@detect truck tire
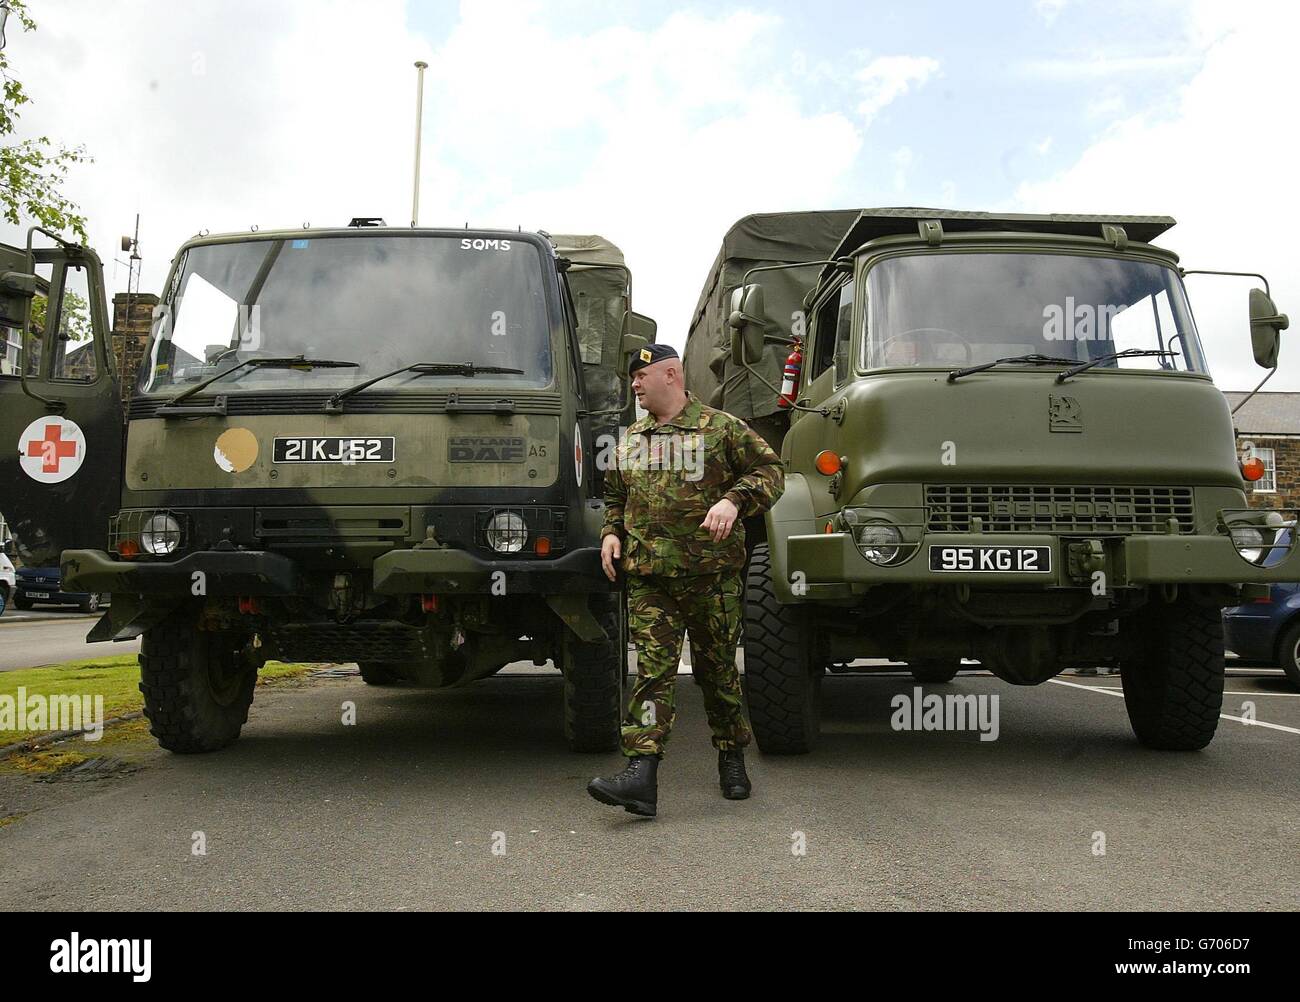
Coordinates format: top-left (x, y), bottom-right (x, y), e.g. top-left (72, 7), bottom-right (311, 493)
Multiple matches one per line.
top-left (0, 585), bottom-right (8, 617)
top-left (358, 662), bottom-right (403, 686)
top-left (139, 620), bottom-right (259, 753)
top-left (78, 592), bottom-right (101, 614)
top-left (743, 542), bottom-right (821, 754)
top-left (1120, 599), bottom-right (1224, 750)
top-left (561, 592), bottom-right (626, 752)
top-left (1274, 619), bottom-right (1300, 689)
top-left (909, 660), bottom-right (960, 683)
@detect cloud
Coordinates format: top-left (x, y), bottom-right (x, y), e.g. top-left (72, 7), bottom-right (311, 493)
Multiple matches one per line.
top-left (1034, 0), bottom-right (1070, 25)
top-left (854, 55), bottom-right (940, 126)
top-left (892, 146), bottom-right (914, 193)
top-left (1020, 53), bottom-right (1200, 79)
top-left (1, 0), bottom-right (863, 353)
top-left (1014, 0), bottom-right (1300, 391)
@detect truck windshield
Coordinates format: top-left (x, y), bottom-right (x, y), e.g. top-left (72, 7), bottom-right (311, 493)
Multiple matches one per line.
top-left (862, 252), bottom-right (1208, 376)
top-left (138, 235), bottom-right (553, 394)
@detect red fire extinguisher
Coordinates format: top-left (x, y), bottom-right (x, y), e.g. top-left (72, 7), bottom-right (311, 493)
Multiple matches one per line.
top-left (778, 338), bottom-right (803, 409)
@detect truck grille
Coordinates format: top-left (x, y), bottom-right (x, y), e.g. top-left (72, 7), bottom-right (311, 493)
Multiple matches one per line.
top-left (926, 485), bottom-right (1195, 535)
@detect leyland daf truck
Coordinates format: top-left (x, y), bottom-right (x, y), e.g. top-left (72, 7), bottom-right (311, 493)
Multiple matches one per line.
top-left (0, 223), bottom-right (655, 754)
top-left (685, 208), bottom-right (1293, 753)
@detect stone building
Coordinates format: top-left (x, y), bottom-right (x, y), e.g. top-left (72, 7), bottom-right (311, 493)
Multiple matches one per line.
top-left (110, 291), bottom-right (159, 405)
top-left (1224, 391), bottom-right (1300, 513)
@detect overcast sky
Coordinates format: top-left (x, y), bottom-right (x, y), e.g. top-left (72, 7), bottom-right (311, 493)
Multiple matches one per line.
top-left (5, 0), bottom-right (1297, 390)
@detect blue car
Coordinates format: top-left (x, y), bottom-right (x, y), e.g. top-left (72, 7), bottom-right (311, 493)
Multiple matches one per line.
top-left (12, 566), bottom-right (104, 614)
top-left (1222, 526), bottom-right (1300, 688)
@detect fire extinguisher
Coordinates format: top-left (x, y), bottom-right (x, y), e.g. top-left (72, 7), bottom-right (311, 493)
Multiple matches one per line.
top-left (778, 338), bottom-right (803, 409)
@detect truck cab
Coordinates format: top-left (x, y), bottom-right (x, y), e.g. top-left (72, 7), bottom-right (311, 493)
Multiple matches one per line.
top-left (718, 208), bottom-right (1294, 753)
top-left (0, 225), bottom-right (653, 754)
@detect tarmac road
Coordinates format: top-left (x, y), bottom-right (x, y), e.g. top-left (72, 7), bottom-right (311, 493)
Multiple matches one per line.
top-left (0, 614), bottom-right (138, 671)
top-left (1, 662), bottom-right (1297, 911)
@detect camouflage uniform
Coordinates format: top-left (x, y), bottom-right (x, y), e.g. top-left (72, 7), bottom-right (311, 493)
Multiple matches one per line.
top-left (601, 391), bottom-right (785, 757)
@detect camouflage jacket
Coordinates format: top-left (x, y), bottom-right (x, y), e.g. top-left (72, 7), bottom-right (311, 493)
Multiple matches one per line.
top-left (600, 392), bottom-right (785, 576)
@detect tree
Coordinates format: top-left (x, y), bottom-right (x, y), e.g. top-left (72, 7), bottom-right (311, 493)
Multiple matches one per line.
top-left (0, 1), bottom-right (90, 241)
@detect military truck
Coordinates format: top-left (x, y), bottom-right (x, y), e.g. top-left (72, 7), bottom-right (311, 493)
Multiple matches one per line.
top-left (689, 208), bottom-right (1294, 753)
top-left (0, 223), bottom-right (655, 753)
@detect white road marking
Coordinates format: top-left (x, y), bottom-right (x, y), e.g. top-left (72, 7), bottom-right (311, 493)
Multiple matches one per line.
top-left (1079, 684), bottom-right (1300, 697)
top-left (1048, 678), bottom-right (1300, 735)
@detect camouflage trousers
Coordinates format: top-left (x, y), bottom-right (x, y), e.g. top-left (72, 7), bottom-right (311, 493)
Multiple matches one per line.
top-left (621, 570), bottom-right (753, 757)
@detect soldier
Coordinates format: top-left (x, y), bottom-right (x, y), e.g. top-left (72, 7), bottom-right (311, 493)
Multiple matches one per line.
top-left (587, 344), bottom-right (784, 817)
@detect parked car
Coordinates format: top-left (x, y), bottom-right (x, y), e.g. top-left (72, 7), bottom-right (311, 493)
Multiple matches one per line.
top-left (12, 566), bottom-right (104, 613)
top-left (1223, 526), bottom-right (1300, 687)
top-left (0, 551), bottom-right (14, 617)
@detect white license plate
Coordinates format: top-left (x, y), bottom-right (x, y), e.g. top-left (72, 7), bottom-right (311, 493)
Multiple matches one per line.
top-left (928, 545), bottom-right (1052, 573)
top-left (28, 591), bottom-right (50, 599)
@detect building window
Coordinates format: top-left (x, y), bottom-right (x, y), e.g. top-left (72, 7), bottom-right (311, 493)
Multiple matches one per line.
top-left (1252, 446), bottom-right (1276, 493)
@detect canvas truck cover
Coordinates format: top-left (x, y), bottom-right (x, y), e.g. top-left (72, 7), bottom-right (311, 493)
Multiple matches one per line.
top-left (684, 210), bottom-right (859, 421)
top-left (552, 234), bottom-right (630, 416)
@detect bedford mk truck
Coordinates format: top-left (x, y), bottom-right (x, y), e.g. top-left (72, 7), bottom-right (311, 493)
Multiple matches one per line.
top-left (0, 224), bottom-right (655, 754)
top-left (687, 208), bottom-right (1293, 753)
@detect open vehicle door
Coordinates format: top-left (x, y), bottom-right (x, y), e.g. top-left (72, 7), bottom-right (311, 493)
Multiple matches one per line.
top-left (0, 231), bottom-right (123, 565)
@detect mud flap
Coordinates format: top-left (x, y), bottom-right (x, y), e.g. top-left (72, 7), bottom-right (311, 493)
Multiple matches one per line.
top-left (546, 592), bottom-right (607, 642)
top-left (86, 594), bottom-right (181, 643)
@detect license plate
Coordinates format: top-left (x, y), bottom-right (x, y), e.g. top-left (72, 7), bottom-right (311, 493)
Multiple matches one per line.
top-left (28, 591), bottom-right (50, 599)
top-left (928, 545), bottom-right (1052, 573)
top-left (273, 437), bottom-right (395, 464)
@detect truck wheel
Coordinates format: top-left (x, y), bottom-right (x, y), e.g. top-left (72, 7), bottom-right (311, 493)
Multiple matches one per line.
top-left (0, 586), bottom-right (8, 617)
top-left (358, 662), bottom-right (403, 686)
top-left (138, 620), bottom-right (259, 753)
top-left (561, 592), bottom-right (625, 752)
top-left (743, 542), bottom-right (821, 754)
top-left (1120, 599), bottom-right (1224, 750)
top-left (78, 593), bottom-right (101, 614)
top-left (909, 660), bottom-right (960, 683)
top-left (1274, 619), bottom-right (1300, 689)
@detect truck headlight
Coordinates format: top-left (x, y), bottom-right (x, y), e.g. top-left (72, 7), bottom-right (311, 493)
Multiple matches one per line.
top-left (1230, 525), bottom-right (1265, 563)
top-left (140, 514), bottom-right (182, 555)
top-left (486, 511), bottom-right (528, 554)
top-left (855, 521), bottom-right (903, 565)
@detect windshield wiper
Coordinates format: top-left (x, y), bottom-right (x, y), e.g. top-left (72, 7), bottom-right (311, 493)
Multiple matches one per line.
top-left (1055, 348), bottom-right (1177, 383)
top-left (325, 361), bottom-right (525, 413)
top-left (163, 355), bottom-right (360, 408)
top-left (947, 354), bottom-right (1083, 383)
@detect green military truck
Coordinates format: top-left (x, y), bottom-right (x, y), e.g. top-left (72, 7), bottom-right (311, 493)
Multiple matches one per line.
top-left (688, 208), bottom-right (1293, 753)
top-left (0, 223), bottom-right (655, 753)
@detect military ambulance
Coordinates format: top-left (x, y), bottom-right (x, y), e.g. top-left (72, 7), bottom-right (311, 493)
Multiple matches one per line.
top-left (0, 223), bottom-right (654, 753)
top-left (689, 208), bottom-right (1293, 753)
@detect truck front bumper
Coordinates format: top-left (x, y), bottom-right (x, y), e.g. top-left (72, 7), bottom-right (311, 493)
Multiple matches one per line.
top-left (61, 546), bottom-right (612, 597)
top-left (786, 531), bottom-right (1300, 590)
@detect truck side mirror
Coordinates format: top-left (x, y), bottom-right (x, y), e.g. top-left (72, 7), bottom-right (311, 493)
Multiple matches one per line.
top-left (0, 270), bottom-right (38, 328)
top-left (628, 312), bottom-right (657, 346)
top-left (621, 331), bottom-right (649, 358)
top-left (727, 284), bottom-right (769, 366)
top-left (1249, 288), bottom-right (1289, 369)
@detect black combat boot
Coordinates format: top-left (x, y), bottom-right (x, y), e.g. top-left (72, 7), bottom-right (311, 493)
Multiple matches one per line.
top-left (718, 749), bottom-right (751, 800)
top-left (587, 755), bottom-right (659, 817)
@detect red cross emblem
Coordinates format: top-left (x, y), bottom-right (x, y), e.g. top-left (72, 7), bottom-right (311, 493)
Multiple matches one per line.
top-left (27, 423), bottom-right (79, 474)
